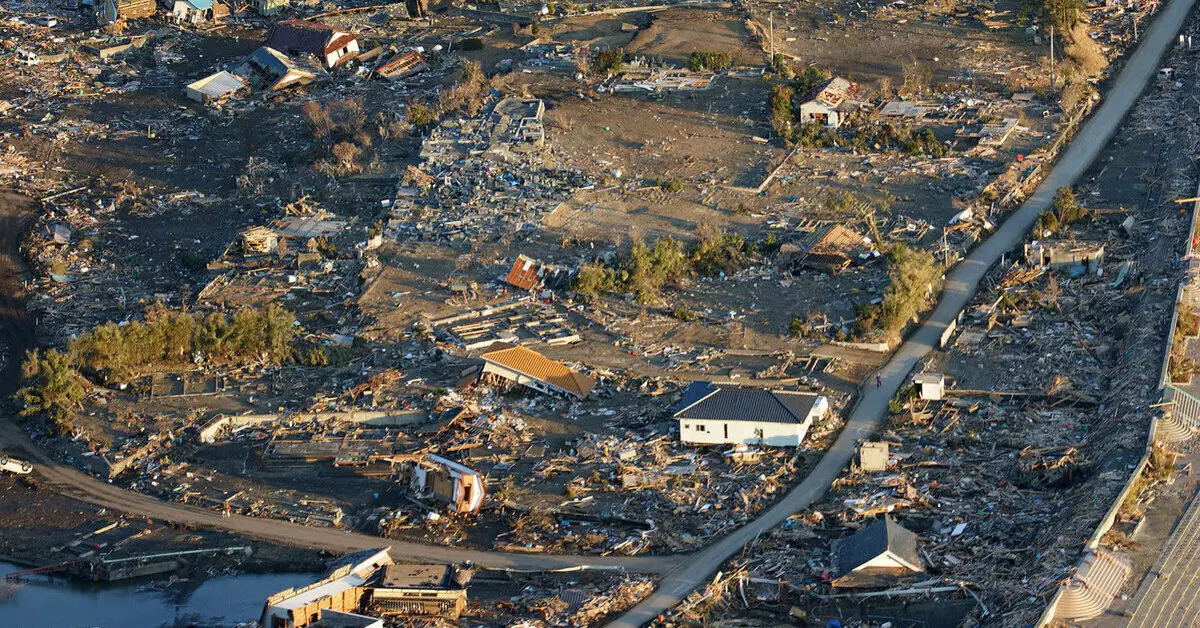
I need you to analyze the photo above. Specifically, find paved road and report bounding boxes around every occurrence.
[609,0,1199,623]
[0,0,1194,618]
[1127,488,1200,627]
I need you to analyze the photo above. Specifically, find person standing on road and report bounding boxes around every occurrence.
[876,374,882,388]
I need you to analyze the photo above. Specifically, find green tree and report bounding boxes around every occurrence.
[592,48,625,74]
[17,349,85,426]
[572,262,617,302]
[688,51,733,72]
[769,84,794,137]
[793,66,831,94]
[1044,0,1084,32]
[1053,186,1084,224]
[879,244,942,338]
[771,53,794,79]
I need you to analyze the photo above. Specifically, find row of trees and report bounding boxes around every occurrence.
[17,304,300,429]
[572,226,776,304]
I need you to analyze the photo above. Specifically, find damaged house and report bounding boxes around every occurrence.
[504,254,568,291]
[235,47,324,92]
[261,548,393,628]
[832,516,924,588]
[396,454,486,514]
[673,382,828,447]
[789,224,878,273]
[798,77,858,128]
[96,0,156,23]
[251,0,288,15]
[476,342,594,399]
[169,0,229,23]
[1024,240,1105,275]
[185,71,247,104]
[265,19,360,69]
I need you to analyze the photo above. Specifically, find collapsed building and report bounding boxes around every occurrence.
[395,454,486,514]
[375,50,428,81]
[504,254,569,292]
[831,516,924,588]
[261,549,469,628]
[1024,240,1105,275]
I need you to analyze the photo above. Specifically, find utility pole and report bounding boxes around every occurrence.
[1049,24,1055,90]
[769,12,775,62]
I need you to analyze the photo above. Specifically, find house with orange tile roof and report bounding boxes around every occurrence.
[477,342,594,399]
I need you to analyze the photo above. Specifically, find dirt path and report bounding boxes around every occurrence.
[0,192,680,573]
[0,193,35,398]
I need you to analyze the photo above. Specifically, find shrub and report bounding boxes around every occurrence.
[629,237,689,302]
[301,102,333,141]
[672,306,698,322]
[405,102,439,127]
[659,178,685,193]
[1053,186,1084,225]
[689,225,752,277]
[331,141,362,173]
[769,84,794,137]
[687,51,733,72]
[899,128,945,157]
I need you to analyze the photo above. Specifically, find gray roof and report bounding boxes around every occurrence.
[187,71,246,98]
[833,517,922,577]
[674,381,821,424]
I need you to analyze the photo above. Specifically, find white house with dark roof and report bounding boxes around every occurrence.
[673,381,828,447]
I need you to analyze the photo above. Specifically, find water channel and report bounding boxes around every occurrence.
[0,561,317,627]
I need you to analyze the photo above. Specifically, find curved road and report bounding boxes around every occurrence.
[0,0,1195,620]
[0,194,677,574]
[611,0,1199,623]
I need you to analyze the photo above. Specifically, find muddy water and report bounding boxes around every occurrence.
[0,561,318,628]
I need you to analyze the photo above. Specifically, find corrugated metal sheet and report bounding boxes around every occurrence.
[1055,549,1130,622]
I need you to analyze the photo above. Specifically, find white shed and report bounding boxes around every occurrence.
[913,373,945,401]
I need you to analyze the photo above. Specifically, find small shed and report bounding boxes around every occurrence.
[913,373,945,401]
[858,442,889,472]
[832,516,923,588]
